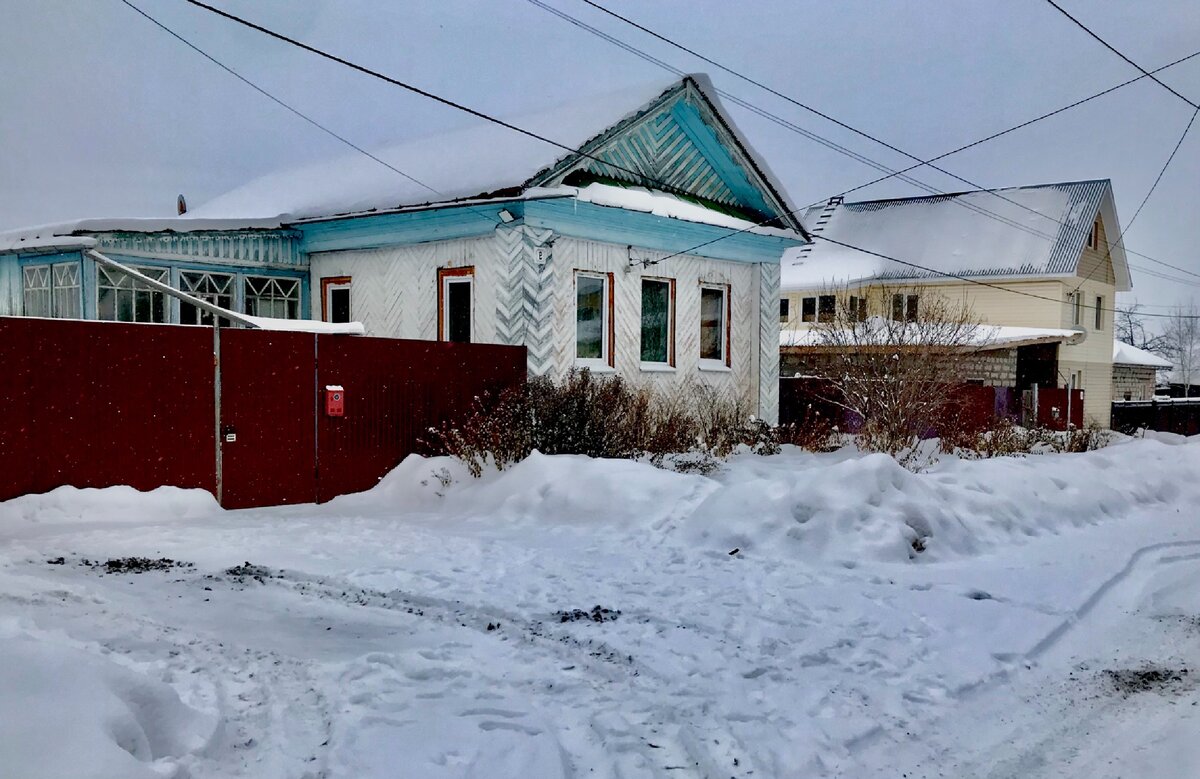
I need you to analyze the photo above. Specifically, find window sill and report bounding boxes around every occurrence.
[575,359,616,374]
[698,360,731,373]
[640,362,676,373]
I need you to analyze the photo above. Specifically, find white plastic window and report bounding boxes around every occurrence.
[576,273,609,366]
[699,285,728,366]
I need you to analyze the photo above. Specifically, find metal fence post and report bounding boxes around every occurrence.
[214,323,223,506]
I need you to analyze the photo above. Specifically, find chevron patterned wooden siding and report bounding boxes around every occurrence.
[758,262,781,424]
[565,109,740,209]
[308,236,500,342]
[550,237,759,413]
[494,226,557,376]
[308,231,778,418]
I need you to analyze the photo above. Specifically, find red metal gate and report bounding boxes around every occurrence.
[218,329,317,510]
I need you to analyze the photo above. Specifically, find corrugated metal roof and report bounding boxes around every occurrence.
[783,180,1121,290]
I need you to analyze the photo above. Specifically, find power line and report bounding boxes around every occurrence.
[1070,103,1200,293]
[180,0,1200,318]
[181,1,743,208]
[808,234,1200,320]
[118,0,439,199]
[559,0,1200,281]
[1043,0,1199,110]
[526,0,949,198]
[533,0,1076,248]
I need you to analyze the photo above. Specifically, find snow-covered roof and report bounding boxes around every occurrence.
[191,74,803,233]
[0,217,287,255]
[781,321,1082,350]
[0,232,96,254]
[190,82,671,220]
[782,180,1130,291]
[1113,340,1173,369]
[526,184,796,237]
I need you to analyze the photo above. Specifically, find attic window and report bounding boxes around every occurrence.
[1087,220,1099,251]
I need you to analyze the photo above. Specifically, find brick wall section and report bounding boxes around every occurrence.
[963,349,1017,387]
[1113,364,1156,401]
[782,348,1017,388]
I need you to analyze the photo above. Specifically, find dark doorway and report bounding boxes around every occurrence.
[1015,343,1058,391]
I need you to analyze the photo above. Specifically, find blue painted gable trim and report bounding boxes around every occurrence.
[668,101,773,220]
[525,199,801,264]
[297,202,526,254]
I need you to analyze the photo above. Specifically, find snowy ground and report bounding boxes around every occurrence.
[2,434,1200,778]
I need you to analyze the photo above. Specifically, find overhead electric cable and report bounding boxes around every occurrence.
[1043,0,1199,109]
[1070,103,1200,294]
[179,0,1200,319]
[552,0,1200,280]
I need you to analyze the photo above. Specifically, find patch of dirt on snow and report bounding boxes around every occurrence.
[1101,664,1192,698]
[222,561,276,584]
[75,556,195,574]
[556,605,621,624]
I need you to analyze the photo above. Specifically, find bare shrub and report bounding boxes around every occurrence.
[945,419,1113,459]
[790,286,987,464]
[429,369,777,477]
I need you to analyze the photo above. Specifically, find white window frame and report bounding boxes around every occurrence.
[575,271,611,370]
[22,265,52,318]
[22,262,81,319]
[1070,291,1082,326]
[97,264,169,323]
[440,271,475,343]
[698,283,730,371]
[179,270,234,326]
[245,276,301,320]
[51,262,81,319]
[639,276,675,370]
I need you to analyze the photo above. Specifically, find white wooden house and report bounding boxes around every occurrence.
[0,75,807,423]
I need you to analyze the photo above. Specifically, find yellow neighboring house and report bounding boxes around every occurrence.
[781,180,1131,427]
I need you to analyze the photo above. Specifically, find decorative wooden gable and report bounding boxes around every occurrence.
[525,77,803,234]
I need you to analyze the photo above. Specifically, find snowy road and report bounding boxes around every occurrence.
[2,436,1199,778]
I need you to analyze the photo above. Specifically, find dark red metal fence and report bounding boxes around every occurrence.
[1025,387,1084,431]
[0,318,216,498]
[314,337,527,503]
[780,377,1030,437]
[0,318,526,509]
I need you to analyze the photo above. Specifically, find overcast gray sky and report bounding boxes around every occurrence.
[2,0,1198,315]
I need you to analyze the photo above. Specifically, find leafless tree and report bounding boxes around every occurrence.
[1114,303,1168,355]
[797,286,985,460]
[1163,301,1200,395]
